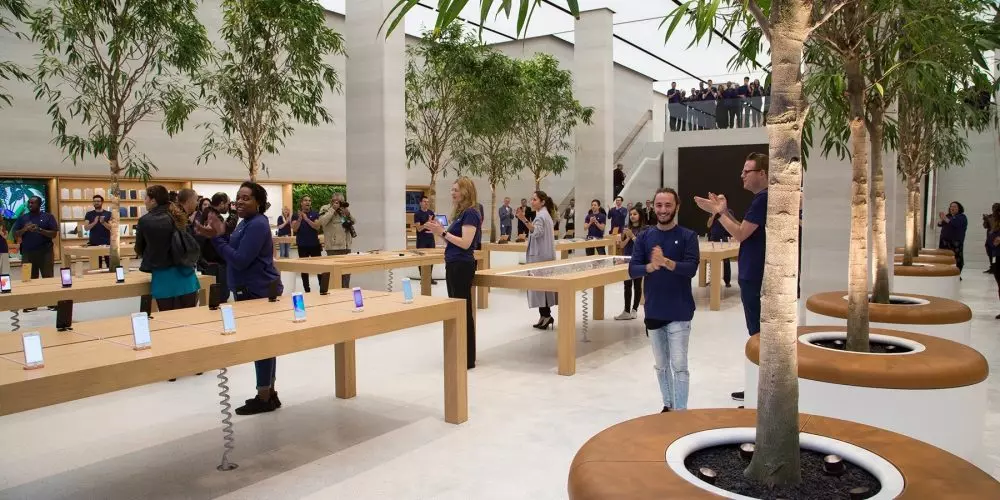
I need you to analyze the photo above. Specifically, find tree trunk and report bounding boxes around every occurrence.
[903,177,920,265]
[428,169,438,212]
[248,153,260,183]
[844,57,870,353]
[490,185,497,243]
[108,159,122,270]
[868,110,890,304]
[742,17,808,486]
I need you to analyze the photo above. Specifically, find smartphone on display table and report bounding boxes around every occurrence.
[401,278,414,304]
[292,292,306,322]
[0,274,11,294]
[60,267,72,288]
[352,287,364,312]
[220,304,236,334]
[131,312,152,350]
[22,332,44,369]
[115,266,125,283]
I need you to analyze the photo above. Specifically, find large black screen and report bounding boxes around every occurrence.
[677,144,768,235]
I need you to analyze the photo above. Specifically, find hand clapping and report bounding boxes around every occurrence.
[650,245,669,270]
[425,219,445,236]
[195,211,226,238]
[694,192,728,215]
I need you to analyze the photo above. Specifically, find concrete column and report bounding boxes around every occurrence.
[574,8,614,231]
[345,0,406,289]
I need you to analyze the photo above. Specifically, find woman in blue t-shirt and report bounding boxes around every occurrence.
[424,177,480,369]
[616,208,646,320]
[937,201,968,273]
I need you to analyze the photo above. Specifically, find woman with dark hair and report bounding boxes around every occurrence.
[196,181,283,415]
[135,185,201,311]
[423,177,480,369]
[984,203,1000,274]
[616,207,647,320]
[937,201,968,273]
[584,199,607,255]
[519,190,557,329]
[989,214,1000,319]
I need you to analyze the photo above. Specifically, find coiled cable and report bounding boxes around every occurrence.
[581,290,590,342]
[216,368,238,471]
[387,268,394,292]
[9,310,20,332]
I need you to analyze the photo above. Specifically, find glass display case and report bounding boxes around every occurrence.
[498,256,630,277]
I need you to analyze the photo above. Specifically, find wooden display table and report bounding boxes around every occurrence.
[478,237,616,308]
[696,241,739,311]
[0,289,468,424]
[61,245,138,269]
[275,248,482,298]
[0,272,214,320]
[474,255,629,376]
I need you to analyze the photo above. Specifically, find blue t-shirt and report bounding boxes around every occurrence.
[628,224,700,322]
[444,207,481,263]
[292,211,321,248]
[939,213,968,244]
[12,211,57,252]
[276,216,291,236]
[414,209,436,248]
[585,211,606,239]
[708,210,734,242]
[212,213,282,298]
[622,225,645,256]
[608,206,628,233]
[738,190,768,281]
[85,209,113,245]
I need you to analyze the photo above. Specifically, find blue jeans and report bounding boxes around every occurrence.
[279,243,290,258]
[648,321,691,409]
[739,279,762,336]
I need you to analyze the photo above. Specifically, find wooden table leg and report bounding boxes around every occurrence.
[710,258,722,311]
[557,290,576,376]
[335,340,357,399]
[61,253,72,268]
[560,250,569,260]
[333,271,344,290]
[198,287,208,307]
[443,303,468,424]
[478,252,490,308]
[698,259,708,287]
[420,265,432,296]
[89,256,99,270]
[593,286,605,320]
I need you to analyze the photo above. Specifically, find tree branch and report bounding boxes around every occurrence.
[746,0,772,44]
[810,0,853,33]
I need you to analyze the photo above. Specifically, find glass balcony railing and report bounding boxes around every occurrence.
[666,97,769,131]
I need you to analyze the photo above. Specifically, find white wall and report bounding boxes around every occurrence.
[191,182,283,223]
[934,129,1000,269]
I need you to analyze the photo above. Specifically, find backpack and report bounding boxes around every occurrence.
[171,227,201,268]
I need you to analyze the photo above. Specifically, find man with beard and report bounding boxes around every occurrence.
[628,188,699,413]
[694,152,769,402]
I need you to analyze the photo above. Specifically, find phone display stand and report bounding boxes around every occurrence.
[56,300,73,332]
[133,344,151,351]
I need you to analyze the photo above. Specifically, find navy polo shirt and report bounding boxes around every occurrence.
[738,190,768,281]
[12,211,57,252]
[628,224,700,323]
[276,216,292,236]
[608,206,628,233]
[737,85,750,97]
[586,211,606,239]
[292,211,321,248]
[414,209,436,248]
[444,207,481,263]
[85,209,113,245]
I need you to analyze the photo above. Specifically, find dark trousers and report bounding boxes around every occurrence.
[539,306,552,318]
[585,246,607,256]
[155,291,198,311]
[623,277,643,311]
[21,248,54,279]
[297,245,323,291]
[500,224,512,237]
[445,260,477,369]
[98,255,110,269]
[326,249,351,287]
[739,279,763,336]
[940,240,965,272]
[234,290,275,389]
[993,263,1000,301]
[614,184,624,199]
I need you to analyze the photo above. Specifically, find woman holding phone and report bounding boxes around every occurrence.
[518,191,557,329]
[196,181,283,415]
[616,208,647,320]
[423,177,480,369]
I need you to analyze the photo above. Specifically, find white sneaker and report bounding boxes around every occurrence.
[614,310,632,320]
[630,309,638,319]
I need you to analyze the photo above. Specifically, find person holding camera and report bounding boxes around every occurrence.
[318,193,355,287]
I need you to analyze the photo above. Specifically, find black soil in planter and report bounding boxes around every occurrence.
[811,339,913,354]
[685,444,880,499]
[870,297,923,305]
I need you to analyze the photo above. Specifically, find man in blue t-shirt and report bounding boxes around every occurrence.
[629,188,700,413]
[84,194,113,268]
[694,152,769,402]
[584,199,607,256]
[291,196,322,292]
[413,195,438,285]
[608,196,628,237]
[13,196,59,286]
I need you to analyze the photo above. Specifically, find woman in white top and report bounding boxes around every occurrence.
[518,190,558,329]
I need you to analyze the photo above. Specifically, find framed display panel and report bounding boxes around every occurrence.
[677,144,767,236]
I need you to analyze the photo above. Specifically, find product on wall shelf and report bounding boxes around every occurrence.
[61,206,71,219]
[95,187,105,198]
[72,206,84,219]
[71,188,82,200]
[83,188,93,199]
[60,188,70,200]
[129,206,137,218]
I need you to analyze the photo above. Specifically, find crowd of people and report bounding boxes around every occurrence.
[666,77,769,131]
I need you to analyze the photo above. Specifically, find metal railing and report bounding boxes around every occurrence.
[667,98,768,131]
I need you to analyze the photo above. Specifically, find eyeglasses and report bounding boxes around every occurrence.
[741,168,764,175]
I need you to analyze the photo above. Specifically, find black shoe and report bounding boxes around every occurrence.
[661,406,671,413]
[235,395,278,415]
[196,372,203,376]
[725,283,732,288]
[168,378,177,382]
[995,313,1000,319]
[246,390,281,408]
[731,391,744,401]
[47,305,58,311]
[22,308,37,313]
[985,268,994,274]
[533,317,545,328]
[533,316,554,330]
[431,279,438,285]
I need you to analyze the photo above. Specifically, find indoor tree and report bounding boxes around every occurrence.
[514,53,593,192]
[405,23,481,211]
[197,0,345,182]
[457,50,523,243]
[31,0,210,267]
[0,0,30,108]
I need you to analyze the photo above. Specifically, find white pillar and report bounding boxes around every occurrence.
[574,8,614,231]
[345,0,406,289]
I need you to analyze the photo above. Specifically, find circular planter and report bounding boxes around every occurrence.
[745,326,988,469]
[805,291,972,345]
[893,254,956,265]
[894,263,960,300]
[567,409,1000,499]
[894,247,955,257]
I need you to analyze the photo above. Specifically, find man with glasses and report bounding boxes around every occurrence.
[694,152,769,402]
